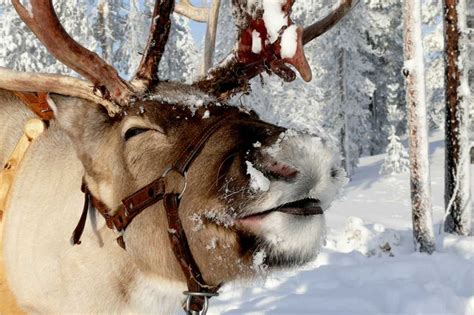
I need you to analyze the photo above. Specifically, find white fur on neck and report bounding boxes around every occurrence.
[127,273,186,314]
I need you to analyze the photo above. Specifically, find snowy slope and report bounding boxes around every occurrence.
[208,131,474,315]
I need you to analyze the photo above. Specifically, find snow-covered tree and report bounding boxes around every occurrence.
[442,0,472,235]
[381,84,410,175]
[365,0,406,154]
[117,0,151,78]
[423,0,445,129]
[322,1,375,176]
[403,0,436,253]
[94,0,123,64]
[158,13,199,83]
[0,0,94,75]
[381,128,410,175]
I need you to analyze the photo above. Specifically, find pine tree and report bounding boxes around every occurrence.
[381,127,410,175]
[403,0,436,253]
[381,84,410,175]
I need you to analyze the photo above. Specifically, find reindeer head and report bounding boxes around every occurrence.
[48,82,346,286]
[2,0,353,303]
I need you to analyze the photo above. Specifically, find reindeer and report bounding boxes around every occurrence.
[0,0,353,314]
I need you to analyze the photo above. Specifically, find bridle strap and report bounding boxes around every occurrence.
[72,178,167,249]
[70,183,90,245]
[164,194,220,303]
[172,111,241,175]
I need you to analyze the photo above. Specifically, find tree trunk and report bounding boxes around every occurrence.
[403,0,436,253]
[339,49,352,176]
[443,0,472,235]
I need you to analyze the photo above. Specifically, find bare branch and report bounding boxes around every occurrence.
[175,0,209,22]
[0,68,121,116]
[12,0,135,108]
[201,0,221,75]
[133,0,175,90]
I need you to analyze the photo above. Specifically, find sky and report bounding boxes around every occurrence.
[189,19,206,47]
[187,0,209,47]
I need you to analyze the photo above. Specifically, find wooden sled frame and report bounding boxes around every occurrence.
[0,94,48,314]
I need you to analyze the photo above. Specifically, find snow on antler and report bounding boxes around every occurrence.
[233,0,311,82]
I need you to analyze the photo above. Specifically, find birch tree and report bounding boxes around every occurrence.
[443,0,472,235]
[403,0,436,253]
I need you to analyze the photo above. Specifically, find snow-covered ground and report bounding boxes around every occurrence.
[209,131,474,315]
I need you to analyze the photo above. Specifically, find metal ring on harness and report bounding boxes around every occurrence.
[183,291,219,315]
[161,165,188,199]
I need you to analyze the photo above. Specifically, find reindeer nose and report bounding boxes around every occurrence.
[257,153,299,181]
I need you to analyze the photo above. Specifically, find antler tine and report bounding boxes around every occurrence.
[195,0,355,99]
[303,0,354,45]
[202,0,221,74]
[12,0,135,111]
[175,0,209,22]
[0,68,121,115]
[174,0,221,76]
[133,0,175,90]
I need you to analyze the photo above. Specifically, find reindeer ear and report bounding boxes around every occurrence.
[47,94,112,174]
[47,94,108,142]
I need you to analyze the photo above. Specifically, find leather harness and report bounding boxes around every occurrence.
[71,111,245,314]
[14,91,54,121]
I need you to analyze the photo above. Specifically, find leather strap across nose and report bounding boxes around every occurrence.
[71,109,247,314]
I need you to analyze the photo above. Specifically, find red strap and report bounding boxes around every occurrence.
[14,91,54,121]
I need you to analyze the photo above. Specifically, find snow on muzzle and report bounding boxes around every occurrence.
[239,130,348,267]
[245,129,348,216]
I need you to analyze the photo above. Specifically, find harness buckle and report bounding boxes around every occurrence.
[183,291,218,315]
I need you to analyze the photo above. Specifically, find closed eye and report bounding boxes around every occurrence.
[124,127,150,141]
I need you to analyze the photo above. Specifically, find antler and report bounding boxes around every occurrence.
[3,0,180,115]
[175,0,209,22]
[12,0,135,110]
[0,67,118,111]
[303,0,356,44]
[172,1,222,75]
[195,0,354,99]
[202,0,221,74]
[133,0,175,90]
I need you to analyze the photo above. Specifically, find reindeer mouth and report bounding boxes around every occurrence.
[239,198,323,222]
